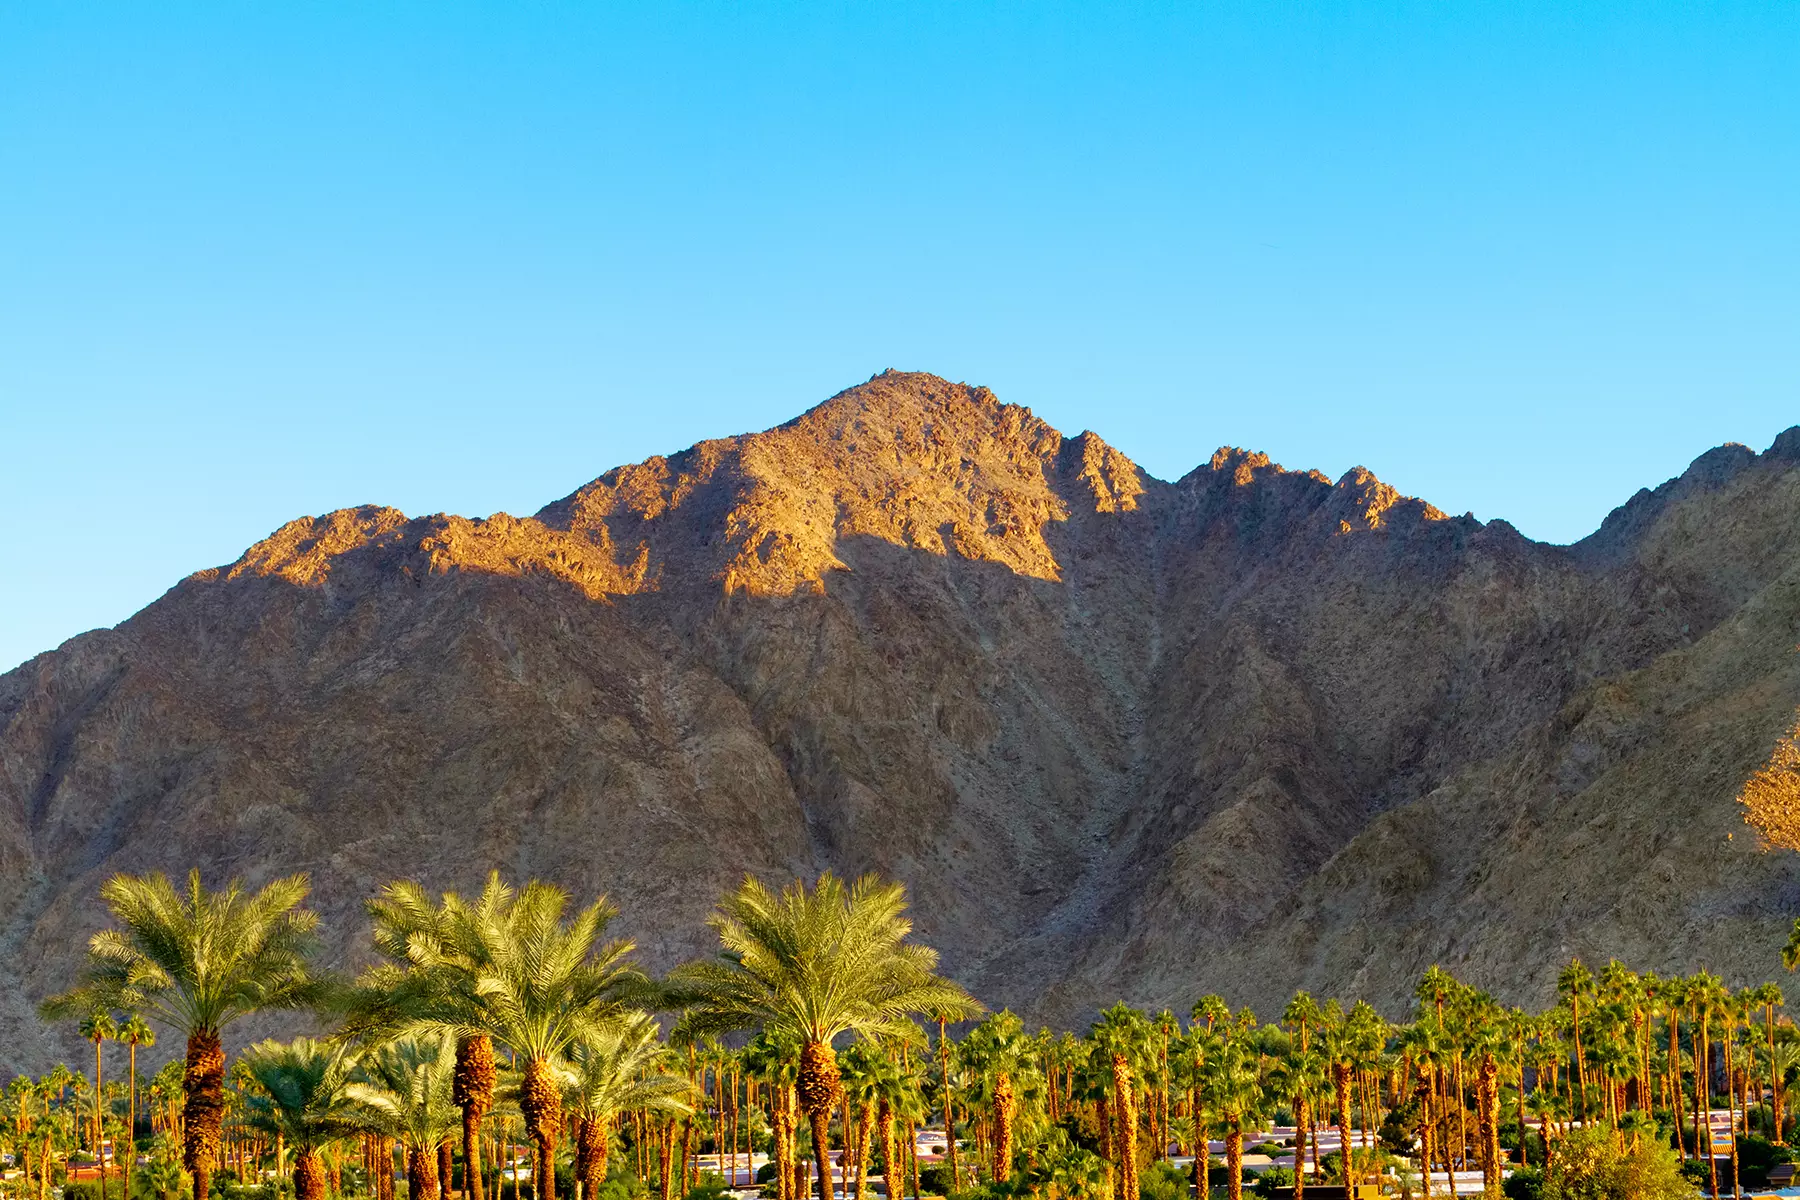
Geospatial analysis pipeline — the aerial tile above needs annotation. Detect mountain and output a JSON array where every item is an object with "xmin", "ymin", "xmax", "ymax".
[{"xmin": 4, "ymin": 370, "xmax": 1799, "ymax": 1072}]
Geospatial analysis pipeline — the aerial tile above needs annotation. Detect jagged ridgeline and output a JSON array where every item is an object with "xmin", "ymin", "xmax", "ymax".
[{"xmin": 6, "ymin": 370, "xmax": 1800, "ymax": 1073}]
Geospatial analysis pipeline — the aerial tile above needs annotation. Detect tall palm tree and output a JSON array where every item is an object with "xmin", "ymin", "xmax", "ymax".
[
  {"xmin": 1091, "ymin": 1005, "xmax": 1148, "ymax": 1200},
  {"xmin": 1198, "ymin": 1028, "xmax": 1264, "ymax": 1200},
  {"xmin": 120, "ymin": 1015, "xmax": 155, "ymax": 1157},
  {"xmin": 959, "ymin": 1011, "xmax": 1035, "ymax": 1183},
  {"xmin": 237, "ymin": 1038, "xmax": 366, "ymax": 1200},
  {"xmin": 742, "ymin": 1029, "xmax": 803, "ymax": 1200},
  {"xmin": 77, "ymin": 1010, "xmax": 117, "ymax": 1177},
  {"xmin": 42, "ymin": 870, "xmax": 325, "ymax": 1200},
  {"xmin": 566, "ymin": 1014, "xmax": 694, "ymax": 1200},
  {"xmin": 351, "ymin": 1033, "xmax": 463, "ymax": 1200},
  {"xmin": 1690, "ymin": 971, "xmax": 1729, "ymax": 1200},
  {"xmin": 669, "ymin": 873, "xmax": 978, "ymax": 1200},
  {"xmin": 352, "ymin": 874, "xmax": 523, "ymax": 1200},
  {"xmin": 1267, "ymin": 1045, "xmax": 1324, "ymax": 1198},
  {"xmin": 465, "ymin": 882, "xmax": 643, "ymax": 1200},
  {"xmin": 1556, "ymin": 960, "xmax": 1594, "ymax": 1125},
  {"xmin": 1767, "ymin": 1041, "xmax": 1800, "ymax": 1146}
]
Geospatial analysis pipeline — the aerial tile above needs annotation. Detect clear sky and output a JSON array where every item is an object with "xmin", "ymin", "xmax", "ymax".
[{"xmin": 2, "ymin": 3, "xmax": 1797, "ymax": 672}]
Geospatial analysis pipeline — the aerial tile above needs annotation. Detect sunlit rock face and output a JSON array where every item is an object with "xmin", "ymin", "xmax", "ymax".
[{"xmin": 5, "ymin": 370, "xmax": 1800, "ymax": 1072}]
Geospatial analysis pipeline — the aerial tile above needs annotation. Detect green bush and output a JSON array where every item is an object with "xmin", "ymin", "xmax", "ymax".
[
  {"xmin": 64, "ymin": 1184, "xmax": 103, "ymax": 1200},
  {"xmin": 1502, "ymin": 1165, "xmax": 1543, "ymax": 1200},
  {"xmin": 755, "ymin": 1163, "xmax": 779, "ymax": 1185},
  {"xmin": 1678, "ymin": 1159, "xmax": 1712, "ymax": 1188},
  {"xmin": 1732, "ymin": 1132, "xmax": 1795, "ymax": 1189},
  {"xmin": 919, "ymin": 1165, "xmax": 956, "ymax": 1198},
  {"xmin": 1251, "ymin": 1167, "xmax": 1295, "ymax": 1198},
  {"xmin": 1378, "ymin": 1097, "xmax": 1420, "ymax": 1157}
]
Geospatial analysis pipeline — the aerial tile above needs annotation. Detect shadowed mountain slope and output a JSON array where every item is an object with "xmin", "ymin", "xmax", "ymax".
[{"xmin": 4, "ymin": 370, "xmax": 1798, "ymax": 1071}]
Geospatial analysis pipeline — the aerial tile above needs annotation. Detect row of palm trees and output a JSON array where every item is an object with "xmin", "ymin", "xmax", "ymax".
[
  {"xmin": 38, "ymin": 870, "xmax": 977, "ymax": 1200},
  {"xmin": 29, "ymin": 866, "xmax": 1800, "ymax": 1200}
]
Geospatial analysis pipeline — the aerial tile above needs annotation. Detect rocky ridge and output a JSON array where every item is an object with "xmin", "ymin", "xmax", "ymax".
[{"xmin": 3, "ymin": 370, "xmax": 1799, "ymax": 1072}]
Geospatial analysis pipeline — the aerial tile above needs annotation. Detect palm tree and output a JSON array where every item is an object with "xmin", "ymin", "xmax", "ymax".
[
  {"xmin": 1766, "ymin": 1041, "xmax": 1800, "ymax": 1145},
  {"xmin": 350, "ymin": 1033, "xmax": 463, "ymax": 1200},
  {"xmin": 470, "ymin": 882, "xmax": 642, "ymax": 1200},
  {"xmin": 669, "ymin": 873, "xmax": 979, "ymax": 1200},
  {"xmin": 353, "ymin": 874, "xmax": 525, "ymax": 1200},
  {"xmin": 120, "ymin": 1015, "xmax": 155, "ymax": 1158},
  {"xmin": 742, "ymin": 1029, "xmax": 803, "ymax": 1200},
  {"xmin": 959, "ymin": 1011, "xmax": 1035, "ymax": 1184},
  {"xmin": 42, "ymin": 870, "xmax": 325, "ymax": 1200},
  {"xmin": 237, "ymin": 1038, "xmax": 366, "ymax": 1200},
  {"xmin": 1267, "ymin": 1045, "xmax": 1324, "ymax": 1198},
  {"xmin": 566, "ymin": 1014, "xmax": 694, "ymax": 1200},
  {"xmin": 78, "ymin": 1009, "xmax": 117, "ymax": 1193},
  {"xmin": 1690, "ymin": 972, "xmax": 1729, "ymax": 1200},
  {"xmin": 1090, "ymin": 1005, "xmax": 1148, "ymax": 1200},
  {"xmin": 1198, "ymin": 1027, "xmax": 1264, "ymax": 1200},
  {"xmin": 1556, "ymin": 960, "xmax": 1594, "ymax": 1125}
]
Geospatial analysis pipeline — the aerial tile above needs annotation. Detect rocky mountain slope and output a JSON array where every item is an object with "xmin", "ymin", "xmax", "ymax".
[{"xmin": 4, "ymin": 370, "xmax": 1799, "ymax": 1071}]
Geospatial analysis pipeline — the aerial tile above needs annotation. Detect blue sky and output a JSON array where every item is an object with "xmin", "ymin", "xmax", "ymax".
[{"xmin": 2, "ymin": 2, "xmax": 1796, "ymax": 671}]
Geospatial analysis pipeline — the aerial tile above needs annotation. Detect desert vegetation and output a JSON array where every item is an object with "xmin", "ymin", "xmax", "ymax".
[{"xmin": 13, "ymin": 867, "xmax": 1800, "ymax": 1200}]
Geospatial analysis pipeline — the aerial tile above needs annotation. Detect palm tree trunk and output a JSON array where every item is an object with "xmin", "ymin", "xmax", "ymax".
[
  {"xmin": 578, "ymin": 1115, "xmax": 608, "ymax": 1200},
  {"xmin": 1333, "ymin": 1063, "xmax": 1353, "ymax": 1183},
  {"xmin": 731, "ymin": 1072, "xmax": 741, "ymax": 1187},
  {"xmin": 775, "ymin": 1084, "xmax": 796, "ymax": 1200},
  {"xmin": 1110, "ymin": 1054, "xmax": 1137, "ymax": 1200},
  {"xmin": 442, "ymin": 1140, "xmax": 456, "ymax": 1200},
  {"xmin": 659, "ymin": 1121, "xmax": 675, "ymax": 1200},
  {"xmin": 1476, "ymin": 1055, "xmax": 1499, "ymax": 1200},
  {"xmin": 798, "ymin": 1042, "xmax": 843, "ymax": 1200},
  {"xmin": 292, "ymin": 1148, "xmax": 325, "ymax": 1200},
  {"xmin": 936, "ymin": 1021, "xmax": 957, "ymax": 1194},
  {"xmin": 1416, "ymin": 1078, "xmax": 1433, "ymax": 1200},
  {"xmin": 908, "ymin": 1119, "xmax": 922, "ymax": 1200},
  {"xmin": 1225, "ymin": 1123, "xmax": 1243, "ymax": 1200},
  {"xmin": 519, "ymin": 1056, "xmax": 563, "ymax": 1200},
  {"xmin": 681, "ymin": 1115, "xmax": 695, "ymax": 1197},
  {"xmin": 182, "ymin": 1029, "xmax": 225, "ymax": 1200},
  {"xmin": 1293, "ymin": 1094, "xmax": 1307, "ymax": 1200},
  {"xmin": 992, "ymin": 1074, "xmax": 1014, "ymax": 1183},
  {"xmin": 128, "ymin": 1043, "xmax": 139, "ymax": 1163},
  {"xmin": 456, "ymin": 1036, "xmax": 496, "ymax": 1200},
  {"xmin": 1098, "ymin": 1092, "xmax": 1114, "ymax": 1199},
  {"xmin": 1516, "ymin": 1065, "xmax": 1529, "ymax": 1168},
  {"xmin": 409, "ymin": 1145, "xmax": 442, "ymax": 1200},
  {"xmin": 1726, "ymin": 1034, "xmax": 1741, "ymax": 1200},
  {"xmin": 1571, "ymin": 1000, "xmax": 1586, "ymax": 1126}
]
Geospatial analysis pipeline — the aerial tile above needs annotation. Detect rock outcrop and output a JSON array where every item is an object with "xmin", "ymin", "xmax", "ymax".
[{"xmin": 4, "ymin": 370, "xmax": 1799, "ymax": 1071}]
